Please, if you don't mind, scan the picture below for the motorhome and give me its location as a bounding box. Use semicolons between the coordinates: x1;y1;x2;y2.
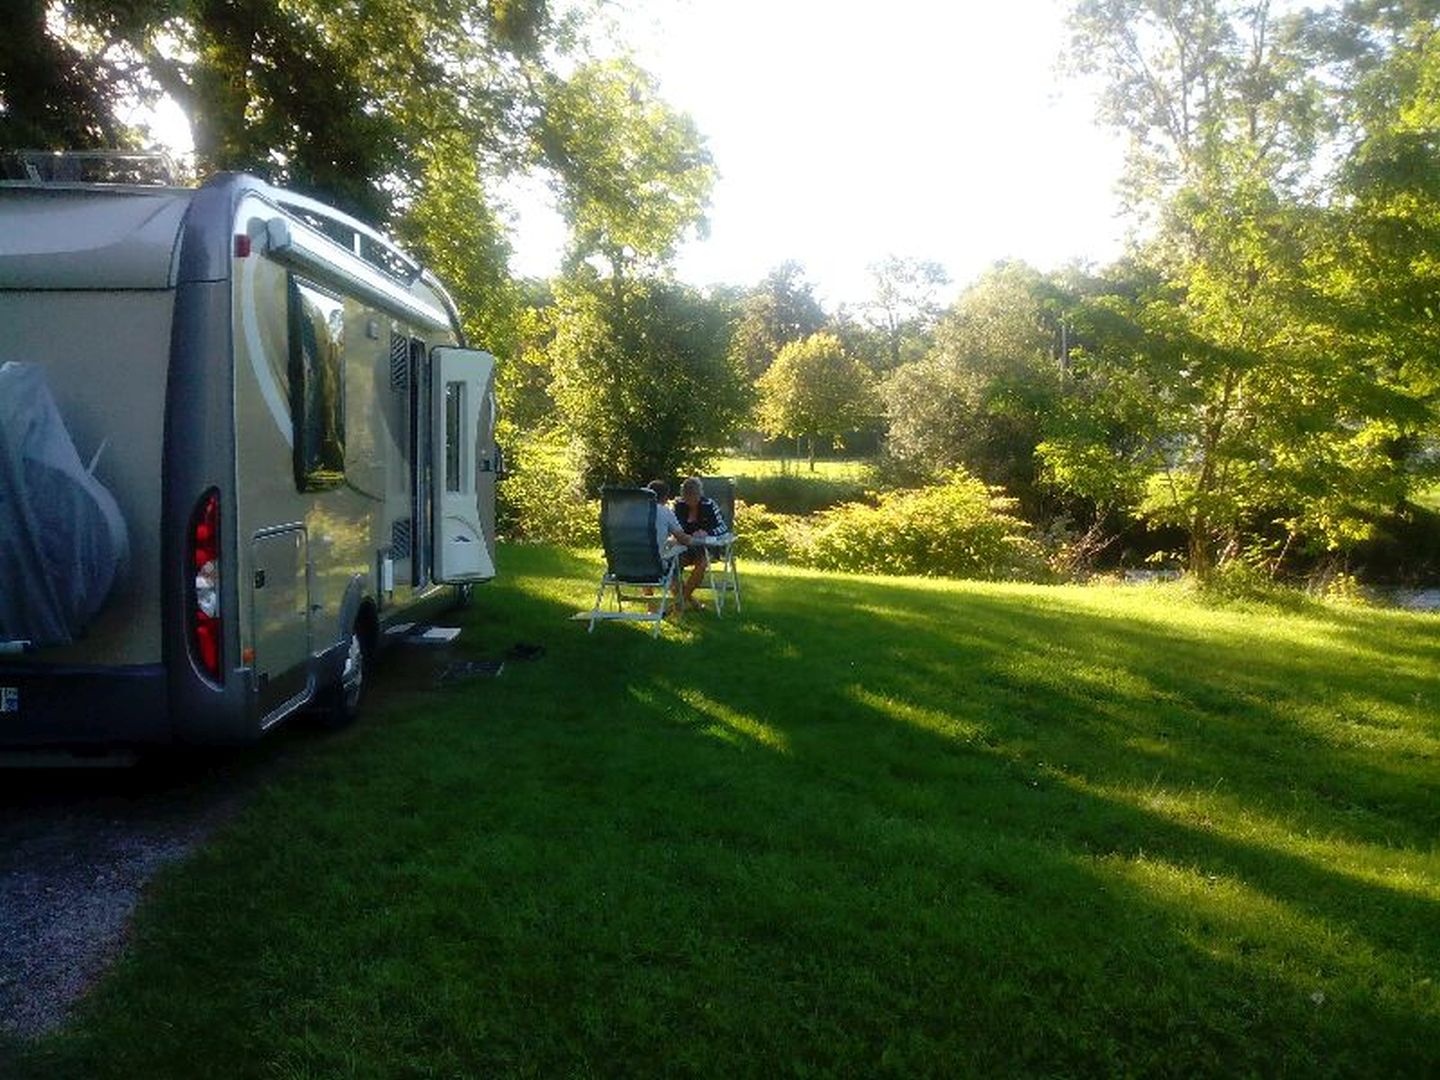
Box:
0;157;500;752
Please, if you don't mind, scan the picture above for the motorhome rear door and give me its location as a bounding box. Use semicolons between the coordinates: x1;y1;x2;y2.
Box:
430;348;497;583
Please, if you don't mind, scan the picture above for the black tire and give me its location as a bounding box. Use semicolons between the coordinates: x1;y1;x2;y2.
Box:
313;621;368;729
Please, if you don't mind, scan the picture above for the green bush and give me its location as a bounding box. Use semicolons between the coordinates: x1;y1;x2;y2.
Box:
1185;557;1315;611
730;500;813;563
802;470;1047;580
497;433;599;546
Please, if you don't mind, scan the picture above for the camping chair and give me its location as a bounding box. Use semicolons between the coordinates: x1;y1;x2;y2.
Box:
698;476;742;615
588;486;681;637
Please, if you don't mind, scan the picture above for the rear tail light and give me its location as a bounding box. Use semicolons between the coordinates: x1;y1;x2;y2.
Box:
190;489;222;681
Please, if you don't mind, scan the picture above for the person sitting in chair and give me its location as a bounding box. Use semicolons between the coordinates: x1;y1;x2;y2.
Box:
646;480;691;610
646;480;691;553
673;476;727;610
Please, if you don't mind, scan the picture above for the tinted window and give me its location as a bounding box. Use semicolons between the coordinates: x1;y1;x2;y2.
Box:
289;277;346;491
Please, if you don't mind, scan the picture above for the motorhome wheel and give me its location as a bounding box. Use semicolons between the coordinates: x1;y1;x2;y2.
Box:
340;631;365;713
313;622;368;729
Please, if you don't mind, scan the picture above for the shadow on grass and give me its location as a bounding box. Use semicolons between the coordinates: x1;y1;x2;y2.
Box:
16;546;1439;1077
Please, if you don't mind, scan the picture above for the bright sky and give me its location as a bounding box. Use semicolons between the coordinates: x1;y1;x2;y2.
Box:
509;0;1131;308
148;0;1130;310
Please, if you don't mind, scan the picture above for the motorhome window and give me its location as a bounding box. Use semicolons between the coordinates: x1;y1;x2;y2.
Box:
444;382;464;493
360;234;421;283
291;208;357;252
288;277;346;492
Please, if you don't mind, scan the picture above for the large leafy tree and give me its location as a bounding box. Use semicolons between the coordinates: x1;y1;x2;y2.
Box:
540;58;716;287
1310;2;1440;455
2;2;712;343
20;0;516;220
548;275;748;491
883;262;1062;502
2;0;551;355
862;255;950;371
727;261;828;381
1056;0;1438;572
0;0;129;150
757;332;880;470
1067;0;1328;211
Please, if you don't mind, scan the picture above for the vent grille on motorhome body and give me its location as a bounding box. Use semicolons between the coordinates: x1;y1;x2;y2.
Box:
389;334;409;390
391;518;413;560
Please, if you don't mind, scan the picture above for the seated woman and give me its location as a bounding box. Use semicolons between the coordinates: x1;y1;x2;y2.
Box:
673;476;728;609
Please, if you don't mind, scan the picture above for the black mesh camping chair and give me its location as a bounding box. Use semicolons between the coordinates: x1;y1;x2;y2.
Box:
698;476;741;615
588;486;681;637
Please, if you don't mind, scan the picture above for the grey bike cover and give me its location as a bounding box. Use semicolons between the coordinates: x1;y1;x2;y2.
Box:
0;361;130;646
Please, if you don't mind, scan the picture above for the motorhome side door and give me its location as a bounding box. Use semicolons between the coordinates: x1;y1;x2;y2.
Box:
430;348;497;583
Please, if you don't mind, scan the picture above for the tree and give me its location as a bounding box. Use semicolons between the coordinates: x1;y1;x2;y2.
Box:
727;262;828;381
0;0;129;151
1067;0;1328;213
757;333;879;470
2;0;550;345
862;255;950;371
4;1;714;354
394;128;520;361
540;58;716;287
1310;3;1440;447
1056;0;1432;572
548;275;748;491
882;263;1060;502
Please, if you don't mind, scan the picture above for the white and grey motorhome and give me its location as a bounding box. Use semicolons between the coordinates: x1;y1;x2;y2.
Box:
0;166;500;750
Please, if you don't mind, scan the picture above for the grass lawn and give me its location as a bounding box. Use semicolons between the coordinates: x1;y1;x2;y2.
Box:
714;456;873;481
10;547;1440;1077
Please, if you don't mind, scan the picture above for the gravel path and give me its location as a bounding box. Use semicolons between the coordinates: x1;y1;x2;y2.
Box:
0;754;268;1038
0;647;467;1041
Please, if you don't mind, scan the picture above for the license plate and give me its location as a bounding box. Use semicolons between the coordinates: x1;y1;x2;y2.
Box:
0;687;17;713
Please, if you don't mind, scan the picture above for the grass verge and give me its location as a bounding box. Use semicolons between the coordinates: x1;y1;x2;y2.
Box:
11;548;1440;1077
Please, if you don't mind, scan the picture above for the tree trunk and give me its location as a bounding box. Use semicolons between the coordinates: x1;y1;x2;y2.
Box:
1187;525;1214;579
807;435;816;471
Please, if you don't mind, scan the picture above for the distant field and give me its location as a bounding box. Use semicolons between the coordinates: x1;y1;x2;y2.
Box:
713;456;873;514
1417;484;1440;512
713;456;874;481
10;548;1438;1077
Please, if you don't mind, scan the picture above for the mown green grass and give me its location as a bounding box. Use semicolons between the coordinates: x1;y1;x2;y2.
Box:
11;548;1440;1077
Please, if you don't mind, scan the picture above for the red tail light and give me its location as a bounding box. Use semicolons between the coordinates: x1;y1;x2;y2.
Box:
190;489;222;681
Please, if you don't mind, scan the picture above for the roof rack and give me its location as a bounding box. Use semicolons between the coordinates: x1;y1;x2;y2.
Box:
0;150;181;187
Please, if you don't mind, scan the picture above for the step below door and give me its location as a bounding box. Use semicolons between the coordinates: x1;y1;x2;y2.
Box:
430;347;497;583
